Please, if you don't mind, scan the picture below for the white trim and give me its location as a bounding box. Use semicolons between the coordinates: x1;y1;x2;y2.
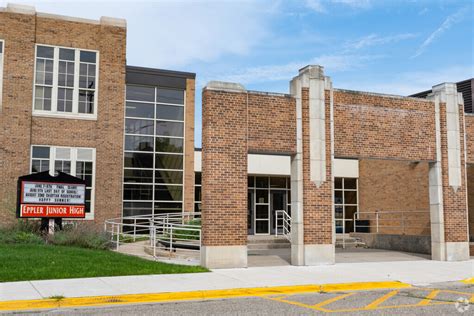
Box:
32;44;99;119
30;145;96;220
0;39;4;111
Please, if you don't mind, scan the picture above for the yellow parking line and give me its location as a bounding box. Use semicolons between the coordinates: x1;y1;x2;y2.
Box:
417;289;440;306
462;277;474;284
0;281;411;312
313;292;355;308
364;290;399;309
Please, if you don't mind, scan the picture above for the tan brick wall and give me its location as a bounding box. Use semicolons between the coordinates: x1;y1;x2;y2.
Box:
301;89;332;244
465;114;474;164
247;93;296;154
183;78;195;213
0;11;126;226
358;159;430;235
201;89;247;246
334;90;436;161
440;103;469;243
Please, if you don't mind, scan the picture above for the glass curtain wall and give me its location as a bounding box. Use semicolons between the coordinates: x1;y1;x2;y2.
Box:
123;85;185;217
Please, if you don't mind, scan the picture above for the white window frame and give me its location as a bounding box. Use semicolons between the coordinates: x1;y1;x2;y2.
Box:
30;145;96;220
0;39;4;111
32;44;99;120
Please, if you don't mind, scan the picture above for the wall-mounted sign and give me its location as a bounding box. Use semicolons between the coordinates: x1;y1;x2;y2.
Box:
17;171;87;219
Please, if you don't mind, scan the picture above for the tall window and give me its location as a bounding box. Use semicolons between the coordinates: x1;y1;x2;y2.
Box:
334;177;358;233
31;146;96;219
123;85;185;217
33;45;98;117
194;172;201;212
0;40;4;110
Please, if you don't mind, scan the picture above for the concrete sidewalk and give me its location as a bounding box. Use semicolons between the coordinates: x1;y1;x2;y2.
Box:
1;259;472;303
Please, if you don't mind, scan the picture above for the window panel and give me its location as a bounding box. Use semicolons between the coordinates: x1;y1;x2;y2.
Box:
123;202;153;217
155;170;183;184
32;146;50;159
256;177;268;188
154;185;182;201
124;184;153;200
155;154;183;170
248;176;255;188
124;152;154;169
126;85;155;102
80;51;96;63
256;190;268;204
155;121;184;137
156;88;184;104
78;90;94;113
125;118;154;135
124;169;154;183
270;177;286;189
155;137;183;153
37;46;54;58
54;160;71;174
156;104;184;121
194;186;201;202
195;172;202;185
154;202;182;215
126;102;154;118
125;135;154;152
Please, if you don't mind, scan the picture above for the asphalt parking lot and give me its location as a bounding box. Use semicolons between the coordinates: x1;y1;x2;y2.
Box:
13;281;472;316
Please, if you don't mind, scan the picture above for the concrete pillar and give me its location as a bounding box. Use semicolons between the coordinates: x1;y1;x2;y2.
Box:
201;81;248;268
428;83;470;261
290;65;335;265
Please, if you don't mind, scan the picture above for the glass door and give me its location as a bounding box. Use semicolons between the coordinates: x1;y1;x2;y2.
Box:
270;191;286;235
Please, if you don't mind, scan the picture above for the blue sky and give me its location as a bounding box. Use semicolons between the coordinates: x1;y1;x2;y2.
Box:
4;0;473;147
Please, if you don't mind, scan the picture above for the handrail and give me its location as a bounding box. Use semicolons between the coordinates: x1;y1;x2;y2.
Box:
104;212;202;262
275;210;291;241
353;210;430;235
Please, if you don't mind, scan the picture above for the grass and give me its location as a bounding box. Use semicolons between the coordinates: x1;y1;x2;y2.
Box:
0;243;208;282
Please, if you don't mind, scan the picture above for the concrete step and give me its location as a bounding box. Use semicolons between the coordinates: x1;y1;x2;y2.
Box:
247;236;290;244
247;242;291;250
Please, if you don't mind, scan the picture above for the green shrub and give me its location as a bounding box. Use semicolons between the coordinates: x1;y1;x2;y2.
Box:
0;220;43;245
47;224;111;250
166;218;201;241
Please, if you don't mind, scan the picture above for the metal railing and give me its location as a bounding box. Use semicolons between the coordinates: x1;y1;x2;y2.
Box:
104;212;202;263
353;210;431;235
275;210;291;241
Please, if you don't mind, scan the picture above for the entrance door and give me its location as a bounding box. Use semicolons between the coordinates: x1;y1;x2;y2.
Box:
270;191;286;235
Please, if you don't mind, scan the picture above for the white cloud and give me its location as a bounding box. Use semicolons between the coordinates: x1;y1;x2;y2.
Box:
305;0;326;13
305;0;371;13
412;7;469;58
337;65;474;96
1;0;273;68
203;53;382;86
345;33;418;50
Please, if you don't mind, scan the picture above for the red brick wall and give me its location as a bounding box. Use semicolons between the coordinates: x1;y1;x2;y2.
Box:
334;90;436;161
301;89;332;244
0;11;126;226
465;115;474;164
201;89;248;246
247;92;296;154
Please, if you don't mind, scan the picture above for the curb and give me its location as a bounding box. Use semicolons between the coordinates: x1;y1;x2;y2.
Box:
0;281;410;312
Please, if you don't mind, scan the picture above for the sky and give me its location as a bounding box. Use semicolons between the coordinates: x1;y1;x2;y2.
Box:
3;0;473;147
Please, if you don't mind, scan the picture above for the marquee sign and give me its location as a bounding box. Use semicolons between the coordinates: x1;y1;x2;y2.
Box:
17;171;87;218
